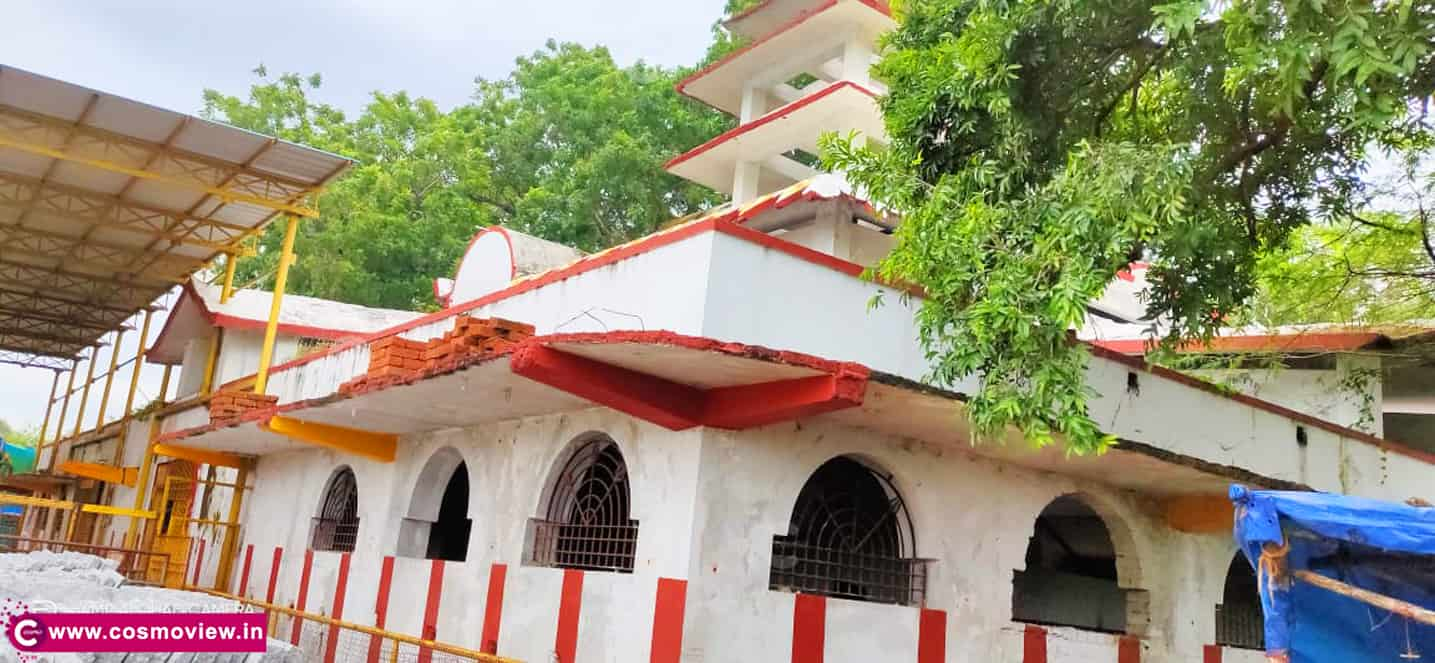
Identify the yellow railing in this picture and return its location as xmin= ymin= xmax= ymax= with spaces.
xmin=198 ymin=590 xmax=522 ymax=663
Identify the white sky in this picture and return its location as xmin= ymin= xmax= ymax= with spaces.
xmin=0 ymin=0 xmax=726 ymax=434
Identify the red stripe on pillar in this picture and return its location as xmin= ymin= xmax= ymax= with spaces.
xmin=265 ymin=547 xmax=283 ymax=604
xmin=1118 ymin=636 xmax=1140 ymax=663
xmin=417 ymin=559 xmax=445 ymax=663
xmin=290 ymin=549 xmax=314 ymax=645
xmin=792 ymin=593 xmax=826 ymax=663
xmin=1023 ymin=625 xmax=1047 ymax=663
xmin=1203 ymin=645 xmax=1222 ymax=663
xmin=322 ymin=553 xmax=352 ymax=663
xmin=649 ymin=577 xmax=687 ymax=663
xmin=190 ymin=539 xmax=206 ymax=588
xmin=555 ymin=569 xmax=584 ymax=663
xmin=365 ymin=556 xmax=396 ymax=663
xmin=917 ymin=608 xmax=946 ymax=663
xmin=237 ymin=544 xmax=254 ymax=598
xmin=481 ymin=563 xmax=508 ymax=654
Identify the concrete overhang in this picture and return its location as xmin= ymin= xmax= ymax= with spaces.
xmin=681 ymin=0 xmax=895 ymax=115
xmin=665 ymin=82 xmax=883 ymax=195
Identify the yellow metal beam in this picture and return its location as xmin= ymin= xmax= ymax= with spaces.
xmin=0 ymin=257 xmax=161 ymax=309
xmin=253 ymin=215 xmax=298 ymax=395
xmin=71 ymin=345 xmax=99 ymax=438
xmin=56 ymin=460 xmax=138 ymax=487
xmin=263 ymin=416 xmax=397 ymax=463
xmin=152 ymin=442 xmax=249 ymax=469
xmin=94 ymin=329 xmax=126 ymax=428
xmin=0 ymin=493 xmax=73 ymax=510
xmin=112 ymin=309 xmax=154 ymax=467
xmin=49 ymin=361 xmax=78 ymax=469
xmin=36 ymin=369 xmax=59 ymax=448
xmin=80 ymin=503 xmax=155 ymax=519
xmin=124 ymin=417 xmax=162 ymax=549
xmin=215 ymin=463 xmax=249 ymax=592
xmin=0 ymin=222 xmax=204 ymax=280
xmin=0 ymin=105 xmax=321 ymax=218
xmin=220 ymin=253 xmax=237 ymax=304
xmin=0 ymin=172 xmax=259 ymax=253
xmin=200 ymin=329 xmax=222 ymax=396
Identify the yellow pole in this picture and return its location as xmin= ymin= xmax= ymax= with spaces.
xmin=123 ymin=365 xmax=170 ymax=550
xmin=215 ymin=462 xmax=249 ymax=592
xmin=220 ymin=252 xmax=238 ymax=304
xmin=254 ymin=215 xmax=298 ymax=395
xmin=113 ymin=310 xmax=155 ymax=467
xmin=36 ymin=370 xmax=60 ymax=449
xmin=94 ymin=330 xmax=126 ymax=430
xmin=48 ymin=360 xmax=79 ymax=472
xmin=200 ymin=330 xmax=222 ymax=396
xmin=72 ymin=345 xmax=99 ymax=438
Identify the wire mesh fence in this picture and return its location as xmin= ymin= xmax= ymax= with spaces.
xmin=769 ymin=538 xmax=930 ymax=607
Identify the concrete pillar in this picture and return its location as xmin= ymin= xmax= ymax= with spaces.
xmin=841 ymin=36 xmax=875 ymax=85
xmin=740 ymin=85 xmax=769 ymax=124
xmin=733 ymin=161 xmax=763 ymax=204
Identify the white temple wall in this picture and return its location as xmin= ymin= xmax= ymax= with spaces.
xmin=1190 ymin=353 xmax=1383 ymax=436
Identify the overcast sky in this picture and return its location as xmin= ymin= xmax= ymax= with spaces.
xmin=0 ymin=0 xmax=726 ymax=434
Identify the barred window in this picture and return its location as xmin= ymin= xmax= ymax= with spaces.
xmin=310 ymin=467 xmax=359 ymax=552
xmin=527 ymin=437 xmax=638 ymax=573
xmin=769 ymin=456 xmax=928 ymax=606
xmin=1216 ymin=553 xmax=1265 ymax=650
xmin=1013 ymin=495 xmax=1130 ymax=633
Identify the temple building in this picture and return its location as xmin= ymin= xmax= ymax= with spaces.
xmin=3 ymin=3 xmax=1432 ymax=663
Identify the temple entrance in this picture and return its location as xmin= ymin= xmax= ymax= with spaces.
xmin=144 ymin=459 xmax=196 ymax=587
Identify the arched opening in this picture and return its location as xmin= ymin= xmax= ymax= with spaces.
xmin=526 ymin=435 xmax=638 ymax=573
xmin=1012 ymin=495 xmax=1132 ymax=633
xmin=769 ymin=456 xmax=927 ymax=606
xmin=1216 ymin=553 xmax=1265 ymax=650
xmin=310 ymin=466 xmax=359 ymax=552
xmin=398 ymin=448 xmax=471 ymax=561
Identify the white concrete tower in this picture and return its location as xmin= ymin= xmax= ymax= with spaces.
xmin=667 ymin=0 xmax=894 ymax=204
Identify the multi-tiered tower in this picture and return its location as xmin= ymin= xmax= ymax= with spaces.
xmin=670 ymin=0 xmax=892 ymax=203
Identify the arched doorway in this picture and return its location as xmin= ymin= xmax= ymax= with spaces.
xmin=527 ymin=435 xmax=638 ymax=573
xmin=1013 ymin=494 xmax=1139 ymax=633
xmin=399 ymin=448 xmax=471 ymax=562
xmin=1216 ymin=553 xmax=1265 ymax=649
xmin=769 ymin=456 xmax=926 ymax=606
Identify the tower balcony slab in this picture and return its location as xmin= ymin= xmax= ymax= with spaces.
xmin=665 ymin=81 xmax=883 ymax=197
xmin=724 ymin=0 xmax=891 ymax=41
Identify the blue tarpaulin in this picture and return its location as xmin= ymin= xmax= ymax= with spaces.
xmin=1231 ymin=485 xmax=1435 ymax=662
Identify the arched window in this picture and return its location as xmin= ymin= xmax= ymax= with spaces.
xmin=399 ymin=448 xmax=471 ymax=562
xmin=527 ymin=436 xmax=638 ymax=573
xmin=311 ymin=467 xmax=359 ymax=552
xmin=1216 ymin=553 xmax=1265 ymax=650
xmin=1012 ymin=495 xmax=1134 ymax=633
xmin=769 ymin=456 xmax=926 ymax=606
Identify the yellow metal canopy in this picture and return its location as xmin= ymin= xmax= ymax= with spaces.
xmin=0 ymin=66 xmax=352 ymax=368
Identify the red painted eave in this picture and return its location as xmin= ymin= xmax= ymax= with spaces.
xmin=1092 ymin=332 xmax=1388 ymax=355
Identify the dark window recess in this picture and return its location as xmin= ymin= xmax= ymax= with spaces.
xmin=528 ymin=439 xmax=638 ymax=573
xmin=1216 ymin=554 xmax=1265 ymax=650
xmin=1296 ymin=426 xmax=1309 ymax=447
xmin=769 ymin=457 xmax=928 ymax=606
xmin=1013 ymin=495 xmax=1129 ymax=633
xmin=310 ymin=467 xmax=360 ymax=553
xmin=426 ymin=462 xmax=472 ymax=562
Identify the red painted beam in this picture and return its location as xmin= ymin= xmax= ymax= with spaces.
xmin=481 ymin=563 xmax=507 ymax=655
xmin=1023 ymin=625 xmax=1046 ymax=663
xmin=1119 ymin=636 xmax=1141 ymax=663
xmin=265 ymin=547 xmax=283 ymax=605
xmin=510 ymin=345 xmax=868 ymax=431
xmin=237 ymin=544 xmax=254 ymax=598
xmin=917 ymin=608 xmax=945 ymax=663
xmin=323 ymin=552 xmax=352 ymax=663
xmin=366 ymin=556 xmax=396 ymax=663
xmin=1203 ymin=645 xmax=1222 ymax=663
xmin=190 ymin=539 xmax=205 ymax=588
xmin=511 ymin=345 xmax=702 ymax=429
xmin=417 ymin=560 xmax=445 ymax=663
xmin=650 ymin=578 xmax=687 ymax=663
xmin=792 ymin=593 xmax=825 ymax=663
xmin=291 ymin=549 xmax=314 ymax=645
xmin=555 ymin=569 xmax=584 ymax=663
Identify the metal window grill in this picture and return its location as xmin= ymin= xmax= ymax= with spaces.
xmin=527 ymin=438 xmax=639 ymax=573
xmin=769 ymin=457 xmax=928 ymax=606
xmin=311 ymin=467 xmax=360 ymax=553
xmin=1216 ymin=554 xmax=1265 ymax=650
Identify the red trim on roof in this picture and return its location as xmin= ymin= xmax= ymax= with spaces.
xmin=724 ymin=0 xmax=889 ymax=30
xmin=665 ymin=81 xmax=879 ymax=171
xmin=678 ymin=0 xmax=841 ymax=112
xmin=1093 ymin=332 xmax=1386 ymax=355
xmin=148 ymin=281 xmax=370 ymax=364
xmin=1087 ymin=343 xmax=1435 ymax=465
xmin=445 ymin=226 xmax=517 ymax=309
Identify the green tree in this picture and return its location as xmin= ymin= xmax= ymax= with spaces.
xmin=826 ymin=0 xmax=1435 ymax=453
xmin=204 ymin=43 xmax=729 ymax=309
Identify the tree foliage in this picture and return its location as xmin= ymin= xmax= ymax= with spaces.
xmin=826 ymin=0 xmax=1435 ymax=453
xmin=204 ymin=43 xmax=728 ymax=309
